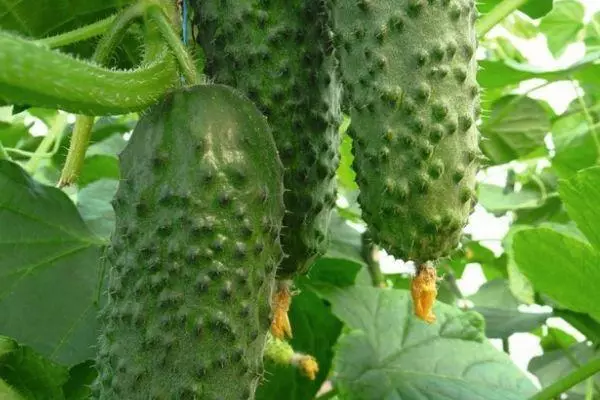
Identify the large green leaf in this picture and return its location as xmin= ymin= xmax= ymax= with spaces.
xmin=0 ymin=160 xmax=103 ymax=365
xmin=513 ymin=227 xmax=600 ymax=322
xmin=559 ymin=166 xmax=600 ymax=251
xmin=469 ymin=280 xmax=550 ymax=338
xmin=320 ymin=286 xmax=537 ymax=399
xmin=478 ymin=183 xmax=543 ymax=213
xmin=75 ymin=178 xmax=118 ymax=241
xmin=62 ymin=361 xmax=96 ymax=400
xmin=529 ymin=342 xmax=600 ymax=400
xmin=477 ymin=0 xmax=553 ymax=19
xmin=539 ymin=0 xmax=585 ymax=58
xmin=0 ymin=336 xmax=68 ymax=399
xmin=480 ymin=95 xmax=551 ymax=164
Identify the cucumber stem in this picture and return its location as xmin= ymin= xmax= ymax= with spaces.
xmin=36 ymin=15 xmax=117 ymax=48
xmin=58 ymin=116 xmax=95 ymax=187
xmin=0 ymin=31 xmax=177 ymax=115
xmin=530 ymin=357 xmax=600 ymax=400
xmin=59 ymin=1 xmax=150 ymax=187
xmin=476 ymin=0 xmax=529 ymax=38
xmin=146 ymin=4 xmax=199 ymax=84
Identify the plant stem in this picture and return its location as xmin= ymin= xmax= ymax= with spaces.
xmin=0 ymin=142 xmax=10 ymax=161
xmin=502 ymin=337 xmax=510 ymax=354
xmin=58 ymin=116 xmax=95 ymax=187
xmin=25 ymin=113 xmax=68 ymax=174
xmin=530 ymin=357 xmax=600 ymax=400
xmin=570 ymin=79 xmax=600 ymax=164
xmin=59 ymin=1 xmax=150 ymax=187
xmin=36 ymin=15 xmax=116 ymax=48
xmin=146 ymin=4 xmax=199 ymax=84
xmin=361 ymin=231 xmax=386 ymax=288
xmin=476 ymin=0 xmax=529 ymax=38
xmin=0 ymin=31 xmax=177 ymax=115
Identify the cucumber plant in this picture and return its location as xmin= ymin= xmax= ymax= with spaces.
xmin=1 ymin=0 xmax=598 ymax=399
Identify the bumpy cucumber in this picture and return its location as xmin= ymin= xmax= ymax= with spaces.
xmin=95 ymin=85 xmax=284 ymax=399
xmin=192 ymin=0 xmax=342 ymax=278
xmin=333 ymin=0 xmax=480 ymax=262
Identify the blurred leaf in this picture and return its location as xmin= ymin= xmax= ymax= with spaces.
xmin=487 ymin=37 xmax=527 ymax=63
xmin=529 ymin=342 xmax=600 ymax=400
xmin=0 ymin=160 xmax=103 ymax=365
xmin=86 ymin=133 xmax=127 ymax=157
xmin=504 ymin=227 xmax=535 ymax=304
xmin=76 ymin=179 xmax=118 ymax=241
xmin=325 ymin=211 xmax=364 ymax=265
xmin=0 ymin=120 xmax=31 ymax=149
xmin=478 ymin=183 xmax=543 ymax=213
xmin=501 ymin=13 xmax=539 ymax=39
xmin=62 ymin=360 xmax=96 ymax=400
xmin=539 ymin=327 xmax=578 ymax=352
xmin=0 ymin=377 xmax=25 ymax=399
xmin=478 ymin=53 xmax=600 ymax=90
xmin=337 ymin=121 xmax=357 ymax=191
xmin=480 ymin=95 xmax=551 ymax=164
xmin=78 ymin=155 xmax=120 ymax=188
xmin=553 ymin=309 xmax=600 ymax=344
xmin=513 ymin=226 xmax=600 ymax=322
xmin=469 ymin=280 xmax=550 ymax=338
xmin=320 ymin=286 xmax=537 ymax=399
xmin=559 ymin=166 xmax=600 ymax=251
xmin=514 ymin=196 xmax=568 ymax=225
xmin=0 ymin=336 xmax=68 ymax=399
xmin=584 ymin=12 xmax=600 ymax=55
xmin=477 ymin=0 xmax=553 ymax=19
xmin=539 ymin=0 xmax=585 ymax=58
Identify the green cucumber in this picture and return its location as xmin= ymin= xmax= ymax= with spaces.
xmin=95 ymin=85 xmax=285 ymax=399
xmin=332 ymin=0 xmax=480 ymax=262
xmin=192 ymin=0 xmax=342 ymax=278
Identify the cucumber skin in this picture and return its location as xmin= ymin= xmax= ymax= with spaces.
xmin=192 ymin=0 xmax=342 ymax=278
xmin=95 ymin=85 xmax=285 ymax=400
xmin=333 ymin=0 xmax=481 ymax=262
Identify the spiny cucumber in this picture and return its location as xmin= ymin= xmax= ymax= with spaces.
xmin=192 ymin=0 xmax=342 ymax=278
xmin=95 ymin=85 xmax=284 ymax=399
xmin=333 ymin=0 xmax=480 ymax=262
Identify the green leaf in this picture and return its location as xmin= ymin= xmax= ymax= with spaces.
xmin=325 ymin=211 xmax=364 ymax=266
xmin=584 ymin=12 xmax=600 ymax=55
xmin=501 ymin=14 xmax=539 ymax=39
xmin=336 ymin=118 xmax=357 ymax=191
xmin=477 ymin=0 xmax=553 ymax=19
xmin=478 ymin=183 xmax=543 ymax=213
xmin=504 ymin=227 xmax=535 ymax=304
xmin=539 ymin=327 xmax=577 ymax=352
xmin=62 ymin=361 xmax=97 ymax=400
xmin=478 ymin=53 xmax=600 ymax=90
xmin=480 ymin=95 xmax=551 ymax=164
xmin=469 ymin=280 xmax=550 ymax=338
xmin=529 ymin=342 xmax=600 ymax=399
xmin=0 ymin=160 xmax=103 ymax=365
xmin=321 ymin=286 xmax=537 ymax=399
xmin=0 ymin=377 xmax=25 ymax=400
xmin=78 ymin=155 xmax=119 ymax=187
xmin=539 ymin=0 xmax=585 ymax=57
xmin=0 ymin=336 xmax=69 ymax=399
xmin=559 ymin=166 xmax=600 ymax=251
xmin=75 ymin=179 xmax=118 ymax=241
xmin=513 ymin=227 xmax=600 ymax=322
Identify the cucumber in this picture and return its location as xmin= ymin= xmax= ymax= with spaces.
xmin=191 ymin=0 xmax=342 ymax=278
xmin=95 ymin=85 xmax=285 ymax=399
xmin=333 ymin=0 xmax=480 ymax=262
